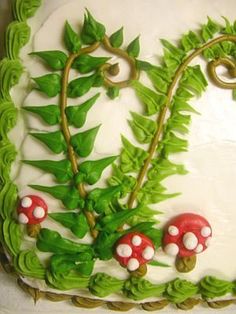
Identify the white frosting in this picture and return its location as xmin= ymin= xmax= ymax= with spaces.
xmin=201 ymin=226 xmax=211 ymax=237
xmin=2 ymin=0 xmax=236 ymax=311
xmin=164 ymin=243 xmax=179 ymax=256
xmin=127 ymin=258 xmax=139 ymax=271
xmin=142 ymin=246 xmax=155 ymax=260
xmin=131 ymin=235 xmax=142 ymax=246
xmin=116 ymin=244 xmax=132 ymax=258
xmin=18 ymin=213 xmax=29 ymax=224
xmin=21 ymin=196 xmax=32 ymax=208
xmin=33 ymin=206 xmax=45 ymax=219
xmin=168 ymin=225 xmax=179 ymax=236
xmin=195 ymin=244 xmax=204 ymax=253
xmin=183 ymin=232 xmax=198 ymax=250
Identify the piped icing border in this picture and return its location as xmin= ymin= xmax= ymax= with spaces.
xmin=1 ymin=0 xmax=236 ymax=311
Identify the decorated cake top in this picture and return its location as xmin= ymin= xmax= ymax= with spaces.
xmin=1 ymin=0 xmax=236 ymax=312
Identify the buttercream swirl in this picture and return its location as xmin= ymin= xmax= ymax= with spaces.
xmin=13 ymin=0 xmax=42 ymax=22
xmin=1 ymin=218 xmax=22 ymax=256
xmin=0 ymin=182 xmax=18 ymax=219
xmin=164 ymin=278 xmax=199 ymax=304
xmin=6 ymin=21 xmax=30 ymax=59
xmin=89 ymin=272 xmax=124 ymax=297
xmin=0 ymin=101 xmax=17 ymax=140
xmin=199 ymin=276 xmax=234 ymax=299
xmin=123 ymin=276 xmax=166 ymax=301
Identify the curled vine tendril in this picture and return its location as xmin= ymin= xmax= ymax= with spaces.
xmin=208 ymin=57 xmax=236 ymax=89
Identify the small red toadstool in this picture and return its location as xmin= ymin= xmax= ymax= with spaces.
xmin=17 ymin=195 xmax=48 ymax=225
xmin=114 ymin=232 xmax=155 ymax=271
xmin=163 ymin=213 xmax=212 ymax=258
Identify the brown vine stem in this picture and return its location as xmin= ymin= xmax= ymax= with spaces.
xmin=127 ymin=34 xmax=236 ymax=208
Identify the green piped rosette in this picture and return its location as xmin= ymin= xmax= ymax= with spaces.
xmin=1 ymin=0 xmax=236 ymax=311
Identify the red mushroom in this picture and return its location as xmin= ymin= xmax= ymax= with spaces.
xmin=114 ymin=232 xmax=155 ymax=271
xmin=17 ymin=195 xmax=48 ymax=225
xmin=163 ymin=213 xmax=212 ymax=258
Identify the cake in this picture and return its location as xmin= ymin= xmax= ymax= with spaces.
xmin=1 ymin=0 xmax=236 ymax=312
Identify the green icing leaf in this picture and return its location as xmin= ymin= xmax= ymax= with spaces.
xmin=135 ymin=60 xmax=153 ymax=71
xmin=164 ymin=278 xmax=199 ymax=303
xmin=181 ymin=31 xmax=201 ymax=52
xmin=70 ymin=125 xmax=100 ymax=157
xmin=67 ymin=73 xmax=96 ymax=98
xmin=29 ymin=185 xmax=84 ymax=210
xmin=93 ymin=231 xmax=121 ymax=260
xmin=96 ymin=206 xmax=140 ymax=233
xmin=161 ymin=39 xmax=185 ymax=62
xmin=149 ymin=260 xmax=170 ymax=267
xmin=203 ymin=43 xmax=226 ymax=60
xmin=46 ymin=269 xmax=89 ymax=290
xmin=64 ymin=21 xmax=81 ymax=53
xmin=201 ymin=17 xmax=221 ymax=42
xmin=49 ymin=212 xmax=89 ymax=238
xmin=13 ymin=250 xmax=45 ymax=279
xmin=161 ymin=132 xmax=188 ymax=156
xmin=75 ymin=156 xmax=117 ymax=185
xmin=65 ymin=93 xmax=100 ymax=128
xmin=120 ymin=136 xmax=148 ymax=173
xmin=2 ymin=218 xmax=22 ymax=256
xmin=107 ymin=86 xmax=120 ymax=99
xmin=129 ymin=112 xmax=157 ymax=143
xmin=132 ymin=80 xmax=166 ymax=115
xmin=127 ymin=204 xmax=159 ymax=226
xmin=166 ymin=111 xmax=191 ymax=134
xmin=6 ymin=21 xmax=30 ymax=59
xmin=37 ymin=228 xmax=93 ymax=254
xmin=180 ymin=65 xmax=208 ymax=96
xmin=108 ymin=164 xmax=136 ymax=193
xmin=110 ymin=27 xmax=124 ymax=48
xmin=222 ymin=16 xmax=236 ymax=35
xmin=199 ymin=276 xmax=234 ymax=299
xmin=127 ymin=36 xmax=140 ymax=58
xmin=172 ymin=95 xmax=200 ymax=115
xmin=13 ymin=0 xmax=41 ymax=22
xmin=86 ymin=185 xmax=123 ymax=214
xmin=0 ymin=182 xmax=18 ymax=219
xmin=23 ymin=105 xmax=60 ymax=125
xmin=72 ymin=55 xmax=110 ymax=73
xmin=33 ymin=73 xmax=61 ymax=97
xmin=23 ymin=159 xmax=73 ymax=183
xmin=81 ymin=9 xmax=106 ymax=44
xmin=89 ymin=273 xmax=124 ymax=297
xmin=124 ymin=276 xmax=166 ymax=300
xmin=0 ymin=101 xmax=17 ymax=140
xmin=30 ymin=131 xmax=66 ymax=154
xmin=30 ymin=50 xmax=68 ymax=71
xmin=147 ymin=66 xmax=170 ymax=94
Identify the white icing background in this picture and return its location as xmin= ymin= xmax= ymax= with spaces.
xmin=1 ymin=0 xmax=236 ymax=313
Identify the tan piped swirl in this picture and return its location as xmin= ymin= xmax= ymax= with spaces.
xmin=72 ymin=296 xmax=105 ymax=308
xmin=176 ymin=297 xmax=200 ymax=310
xmin=141 ymin=299 xmax=169 ymax=310
xmin=207 ymin=299 xmax=234 ymax=308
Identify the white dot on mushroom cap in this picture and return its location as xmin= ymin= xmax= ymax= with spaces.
xmin=127 ymin=258 xmax=139 ymax=271
xmin=142 ymin=246 xmax=155 ymax=260
xmin=33 ymin=206 xmax=45 ymax=219
xmin=168 ymin=225 xmax=179 ymax=236
xmin=201 ymin=226 xmax=211 ymax=237
xmin=18 ymin=213 xmax=29 ymax=224
xmin=131 ymin=235 xmax=142 ymax=246
xmin=116 ymin=244 xmax=132 ymax=258
xmin=21 ymin=197 xmax=32 ymax=208
xmin=183 ymin=232 xmax=198 ymax=250
xmin=205 ymin=237 xmax=211 ymax=247
xmin=164 ymin=243 xmax=179 ymax=256
xmin=194 ymin=244 xmax=203 ymax=253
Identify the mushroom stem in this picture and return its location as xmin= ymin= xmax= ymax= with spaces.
xmin=27 ymin=224 xmax=41 ymax=238
xmin=175 ymin=255 xmax=197 ymax=273
xmin=129 ymin=263 xmax=147 ymax=277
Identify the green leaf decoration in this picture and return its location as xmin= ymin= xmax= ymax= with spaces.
xmin=201 ymin=17 xmax=221 ymax=42
xmin=149 ymin=260 xmax=170 ymax=267
xmin=75 ymin=156 xmax=117 ymax=185
xmin=37 ymin=228 xmax=93 ymax=254
xmin=65 ymin=93 xmax=100 ymax=128
xmin=181 ymin=31 xmax=201 ymax=52
xmin=23 ymin=159 xmax=73 ymax=183
xmin=172 ymin=95 xmax=200 ymax=115
xmin=179 ymin=65 xmax=208 ymax=96
xmin=64 ymin=21 xmax=81 ymax=53
xmin=67 ymin=73 xmax=96 ymax=98
xmin=1 ymin=219 xmax=22 ymax=256
xmin=33 ymin=73 xmax=61 ymax=97
xmin=72 ymin=55 xmax=110 ymax=73
xmin=120 ymin=136 xmax=148 ymax=173
xmin=106 ymin=86 xmax=120 ymax=99
xmin=30 ymin=131 xmax=66 ymax=154
xmin=161 ymin=132 xmax=188 ymax=156
xmin=161 ymin=39 xmax=185 ymax=62
xmin=86 ymin=185 xmax=123 ymax=214
xmin=129 ymin=112 xmax=157 ymax=143
xmin=23 ymin=105 xmax=60 ymax=125
xmin=142 ymin=227 xmax=163 ymax=248
xmin=93 ymin=231 xmax=121 ymax=260
xmin=30 ymin=50 xmax=68 ymax=71
xmin=81 ymin=9 xmax=106 ymax=44
xmin=70 ymin=125 xmax=100 ymax=157
xmin=108 ymin=164 xmax=136 ymax=191
xmin=127 ymin=36 xmax=140 ymax=58
xmin=132 ymin=80 xmax=166 ymax=115
xmin=29 ymin=185 xmax=84 ymax=210
xmin=49 ymin=212 xmax=89 ymax=238
xmin=166 ymin=112 xmax=191 ymax=134
xmin=222 ymin=17 xmax=236 ymax=35
xmin=110 ymin=27 xmax=124 ymax=48
xmin=127 ymin=205 xmax=160 ymax=226
xmin=96 ymin=207 xmax=140 ymax=233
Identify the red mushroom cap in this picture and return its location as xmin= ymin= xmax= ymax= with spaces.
xmin=114 ymin=232 xmax=155 ymax=271
xmin=163 ymin=213 xmax=212 ymax=258
xmin=17 ymin=195 xmax=48 ymax=225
